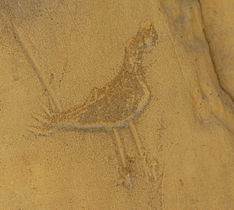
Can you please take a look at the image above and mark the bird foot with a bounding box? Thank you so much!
[116,172,134,188]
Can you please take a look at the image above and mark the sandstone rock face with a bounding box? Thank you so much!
[200,0,234,100]
[0,0,233,209]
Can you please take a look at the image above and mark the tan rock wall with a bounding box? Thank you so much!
[0,0,233,209]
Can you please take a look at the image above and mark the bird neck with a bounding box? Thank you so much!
[123,48,144,74]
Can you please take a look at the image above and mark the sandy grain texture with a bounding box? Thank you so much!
[0,0,233,209]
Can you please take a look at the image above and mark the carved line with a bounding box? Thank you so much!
[9,18,61,112]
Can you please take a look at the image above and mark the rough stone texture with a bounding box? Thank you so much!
[0,0,233,209]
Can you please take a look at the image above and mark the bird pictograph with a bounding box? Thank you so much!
[30,20,158,185]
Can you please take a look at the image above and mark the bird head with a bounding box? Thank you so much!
[125,21,158,54]
[135,20,158,52]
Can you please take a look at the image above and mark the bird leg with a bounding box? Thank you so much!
[112,128,127,168]
[129,120,156,181]
[129,121,144,158]
[113,128,136,187]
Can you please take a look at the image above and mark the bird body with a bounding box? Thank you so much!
[28,21,158,186]
[51,69,151,130]
[32,20,158,135]
[30,21,158,185]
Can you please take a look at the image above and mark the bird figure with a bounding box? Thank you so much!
[30,20,158,185]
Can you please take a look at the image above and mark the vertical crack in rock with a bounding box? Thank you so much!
[196,0,234,133]
[197,0,234,102]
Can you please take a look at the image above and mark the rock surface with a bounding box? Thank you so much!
[0,0,233,209]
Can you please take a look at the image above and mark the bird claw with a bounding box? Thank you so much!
[116,172,134,188]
